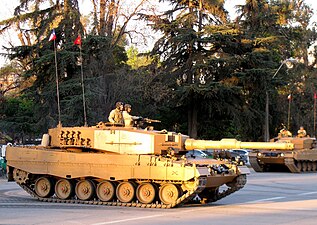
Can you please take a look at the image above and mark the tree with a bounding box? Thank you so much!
[0,64,21,97]
[126,45,152,69]
[0,0,85,131]
[0,96,37,143]
[140,0,240,138]
[90,0,154,45]
[0,0,158,133]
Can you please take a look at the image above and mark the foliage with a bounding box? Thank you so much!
[0,96,37,143]
[138,0,317,140]
[126,46,152,69]
[1,0,317,142]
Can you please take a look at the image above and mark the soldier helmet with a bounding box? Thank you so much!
[124,104,131,111]
[115,101,124,109]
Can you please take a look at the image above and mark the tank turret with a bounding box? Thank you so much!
[249,136,317,173]
[45,123,294,155]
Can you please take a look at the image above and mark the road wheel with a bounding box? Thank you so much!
[312,162,317,171]
[159,183,179,205]
[136,183,156,204]
[75,180,95,200]
[296,160,302,171]
[97,181,116,202]
[302,161,307,172]
[307,161,313,171]
[116,181,135,203]
[55,179,74,200]
[35,177,54,198]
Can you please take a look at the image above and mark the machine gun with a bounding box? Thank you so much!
[143,118,161,123]
[134,117,161,128]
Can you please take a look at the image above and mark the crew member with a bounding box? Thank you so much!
[297,126,307,138]
[108,101,124,124]
[123,104,141,127]
[279,128,292,138]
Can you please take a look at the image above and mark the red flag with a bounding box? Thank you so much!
[288,94,292,101]
[314,92,317,99]
[49,29,56,41]
[74,35,81,45]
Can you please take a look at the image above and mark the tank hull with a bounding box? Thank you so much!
[6,146,248,208]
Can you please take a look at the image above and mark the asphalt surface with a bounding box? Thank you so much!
[0,170,316,225]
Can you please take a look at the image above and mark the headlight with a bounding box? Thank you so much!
[280,153,285,157]
[257,152,262,157]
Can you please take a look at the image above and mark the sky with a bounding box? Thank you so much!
[1,0,317,67]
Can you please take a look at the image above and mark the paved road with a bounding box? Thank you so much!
[0,171,317,225]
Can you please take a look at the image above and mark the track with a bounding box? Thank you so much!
[249,155,317,173]
[15,174,246,209]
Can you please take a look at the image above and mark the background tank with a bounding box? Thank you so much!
[249,136,317,173]
[6,122,290,208]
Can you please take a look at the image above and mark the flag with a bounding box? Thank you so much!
[288,94,292,101]
[74,35,81,45]
[49,29,56,41]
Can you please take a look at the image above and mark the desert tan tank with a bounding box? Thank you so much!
[249,136,317,173]
[6,122,292,208]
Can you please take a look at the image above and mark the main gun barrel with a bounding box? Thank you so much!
[185,138,294,150]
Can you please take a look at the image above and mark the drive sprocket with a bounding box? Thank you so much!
[13,168,29,184]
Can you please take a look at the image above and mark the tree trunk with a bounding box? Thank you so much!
[91,0,98,34]
[100,0,106,35]
[106,0,116,37]
[188,96,198,138]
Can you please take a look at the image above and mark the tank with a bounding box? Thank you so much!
[249,136,317,173]
[6,122,291,208]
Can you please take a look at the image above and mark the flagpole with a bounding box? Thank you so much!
[314,93,317,137]
[54,39,62,127]
[79,45,88,127]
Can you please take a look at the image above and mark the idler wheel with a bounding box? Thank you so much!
[97,181,116,202]
[34,177,55,198]
[199,187,219,204]
[75,180,95,200]
[116,181,135,203]
[136,182,156,204]
[159,183,180,205]
[55,179,74,200]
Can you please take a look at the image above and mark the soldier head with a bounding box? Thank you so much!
[115,101,124,110]
[124,104,132,112]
